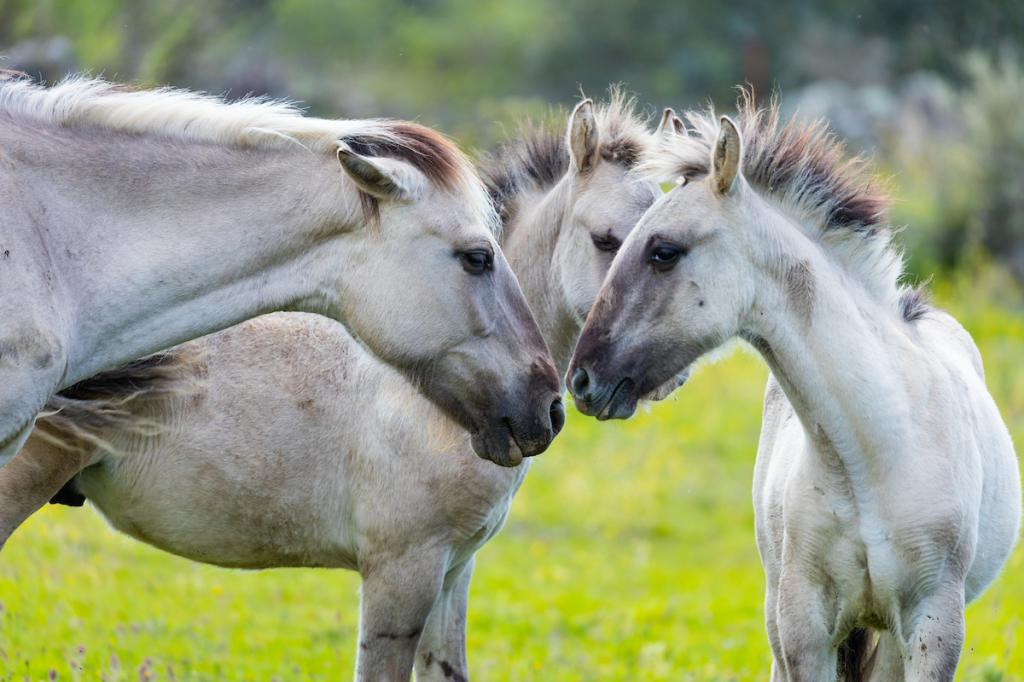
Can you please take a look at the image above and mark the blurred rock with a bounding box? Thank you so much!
[3,37,77,83]
[785,80,898,151]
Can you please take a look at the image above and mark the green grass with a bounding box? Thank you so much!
[1,268,1022,681]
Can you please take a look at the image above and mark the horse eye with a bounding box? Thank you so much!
[459,249,493,275]
[650,244,685,271]
[590,233,621,253]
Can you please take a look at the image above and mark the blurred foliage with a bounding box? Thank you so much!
[3,0,1024,277]
[963,52,1024,282]
[1,263,1021,680]
[889,50,1024,284]
[1,0,1021,138]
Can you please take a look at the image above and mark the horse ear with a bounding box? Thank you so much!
[568,98,600,173]
[712,116,742,196]
[671,114,686,136]
[337,143,416,201]
[656,107,687,140]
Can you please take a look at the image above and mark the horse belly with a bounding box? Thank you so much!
[78,447,359,570]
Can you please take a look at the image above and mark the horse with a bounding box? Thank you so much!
[567,92,1021,680]
[0,74,563,545]
[24,93,676,681]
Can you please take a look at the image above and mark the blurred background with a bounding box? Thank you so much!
[2,1,1023,680]
[3,0,1024,280]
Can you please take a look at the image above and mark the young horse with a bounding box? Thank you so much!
[568,94,1021,680]
[26,95,665,681]
[0,75,563,543]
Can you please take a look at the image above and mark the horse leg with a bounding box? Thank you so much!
[414,558,474,682]
[355,547,447,682]
[0,334,68,548]
[0,435,91,549]
[901,584,965,681]
[775,566,837,681]
[865,632,904,682]
[765,582,786,681]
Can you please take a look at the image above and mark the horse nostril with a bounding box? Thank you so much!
[549,398,566,437]
[570,367,591,401]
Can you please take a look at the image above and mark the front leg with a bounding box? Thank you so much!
[0,432,91,549]
[356,547,447,682]
[415,558,474,682]
[765,583,786,682]
[776,566,838,681]
[902,586,965,681]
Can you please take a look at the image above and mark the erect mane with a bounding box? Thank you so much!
[480,88,652,223]
[641,89,927,322]
[0,75,493,228]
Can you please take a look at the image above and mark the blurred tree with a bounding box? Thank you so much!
[3,0,1024,278]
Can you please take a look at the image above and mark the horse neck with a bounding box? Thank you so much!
[23,127,358,386]
[742,204,913,486]
[500,177,579,378]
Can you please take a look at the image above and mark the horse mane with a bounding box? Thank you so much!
[480,87,651,224]
[0,75,494,228]
[641,88,928,322]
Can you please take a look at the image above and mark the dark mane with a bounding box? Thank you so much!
[898,285,931,322]
[479,120,568,219]
[480,89,651,224]
[642,88,932,322]
[647,88,889,235]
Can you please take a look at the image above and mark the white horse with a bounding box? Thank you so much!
[26,95,671,681]
[0,73,564,544]
[568,93,1021,680]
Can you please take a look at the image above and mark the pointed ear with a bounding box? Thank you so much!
[712,116,742,196]
[337,143,415,201]
[656,107,687,140]
[568,98,600,173]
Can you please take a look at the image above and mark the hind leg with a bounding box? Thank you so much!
[414,558,474,682]
[0,434,91,549]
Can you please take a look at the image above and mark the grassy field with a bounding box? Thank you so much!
[1,267,1022,681]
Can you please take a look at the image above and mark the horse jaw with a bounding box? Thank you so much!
[642,367,691,402]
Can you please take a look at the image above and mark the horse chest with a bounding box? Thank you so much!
[787,465,966,629]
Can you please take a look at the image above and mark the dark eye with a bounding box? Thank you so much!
[590,233,621,253]
[459,249,493,275]
[649,243,686,271]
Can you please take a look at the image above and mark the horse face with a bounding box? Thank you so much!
[555,144,661,327]
[336,153,563,467]
[568,119,755,420]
